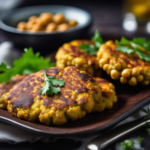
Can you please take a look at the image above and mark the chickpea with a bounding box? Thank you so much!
[17,22,26,31]
[120,77,128,84]
[121,63,127,70]
[141,80,149,86]
[137,75,144,82]
[107,65,113,74]
[129,77,137,86]
[114,63,121,70]
[106,40,113,46]
[30,24,41,32]
[68,20,78,27]
[122,69,131,78]
[53,13,65,24]
[40,13,53,25]
[99,58,107,67]
[145,71,150,80]
[46,23,57,33]
[110,70,119,79]
[29,16,37,23]
[57,23,70,32]
[131,68,140,76]
[103,64,109,71]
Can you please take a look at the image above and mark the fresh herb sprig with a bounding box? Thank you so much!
[78,30,105,55]
[120,139,134,150]
[137,136,144,144]
[0,48,55,83]
[39,71,64,95]
[115,37,150,63]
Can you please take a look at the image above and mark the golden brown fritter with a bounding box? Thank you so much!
[97,40,150,86]
[56,40,103,77]
[7,66,102,126]
[93,77,117,112]
[0,75,26,109]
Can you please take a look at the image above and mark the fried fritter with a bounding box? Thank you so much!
[0,75,26,109]
[56,40,103,77]
[97,40,150,86]
[7,66,102,126]
[93,77,117,112]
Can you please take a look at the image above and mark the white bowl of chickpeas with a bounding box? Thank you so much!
[0,5,92,54]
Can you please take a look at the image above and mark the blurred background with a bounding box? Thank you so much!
[0,0,150,56]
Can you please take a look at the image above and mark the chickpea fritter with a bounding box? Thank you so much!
[97,40,150,86]
[56,40,103,77]
[7,66,102,126]
[93,77,117,112]
[0,75,26,109]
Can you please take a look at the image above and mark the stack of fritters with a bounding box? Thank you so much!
[56,40,103,77]
[7,66,117,126]
[97,40,150,86]
[0,75,26,109]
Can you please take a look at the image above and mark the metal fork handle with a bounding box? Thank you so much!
[87,118,150,150]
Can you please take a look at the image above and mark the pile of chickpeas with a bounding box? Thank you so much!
[17,12,78,33]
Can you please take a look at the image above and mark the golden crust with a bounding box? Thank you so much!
[0,75,26,109]
[97,40,150,86]
[7,66,102,126]
[93,77,117,112]
[56,40,103,77]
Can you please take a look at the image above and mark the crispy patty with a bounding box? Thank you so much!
[56,40,103,77]
[0,75,26,109]
[7,66,102,126]
[97,40,150,86]
[93,77,117,112]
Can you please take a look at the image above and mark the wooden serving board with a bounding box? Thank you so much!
[0,52,150,136]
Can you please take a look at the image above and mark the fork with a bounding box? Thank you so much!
[87,117,150,150]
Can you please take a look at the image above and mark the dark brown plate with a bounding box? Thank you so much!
[0,53,150,136]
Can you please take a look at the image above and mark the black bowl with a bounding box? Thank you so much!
[0,5,92,55]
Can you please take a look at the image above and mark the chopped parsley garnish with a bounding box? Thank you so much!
[0,48,55,83]
[112,54,118,58]
[39,71,64,95]
[120,139,134,150]
[115,37,150,63]
[78,30,105,55]
[141,108,150,120]
[137,136,144,144]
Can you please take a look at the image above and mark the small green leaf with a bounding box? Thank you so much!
[78,30,105,55]
[137,136,144,144]
[116,46,134,54]
[120,140,134,150]
[0,48,55,83]
[112,54,118,58]
[39,71,65,96]
[147,128,150,135]
[0,63,8,72]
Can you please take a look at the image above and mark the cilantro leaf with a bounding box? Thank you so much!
[78,43,97,55]
[47,87,61,95]
[0,63,8,72]
[147,128,150,135]
[112,54,118,58]
[0,48,55,83]
[120,140,134,150]
[116,46,134,54]
[78,30,105,55]
[92,30,105,48]
[137,136,144,144]
[115,37,150,63]
[141,108,150,120]
[39,71,64,95]
[133,37,150,51]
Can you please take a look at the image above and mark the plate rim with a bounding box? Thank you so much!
[0,96,150,136]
